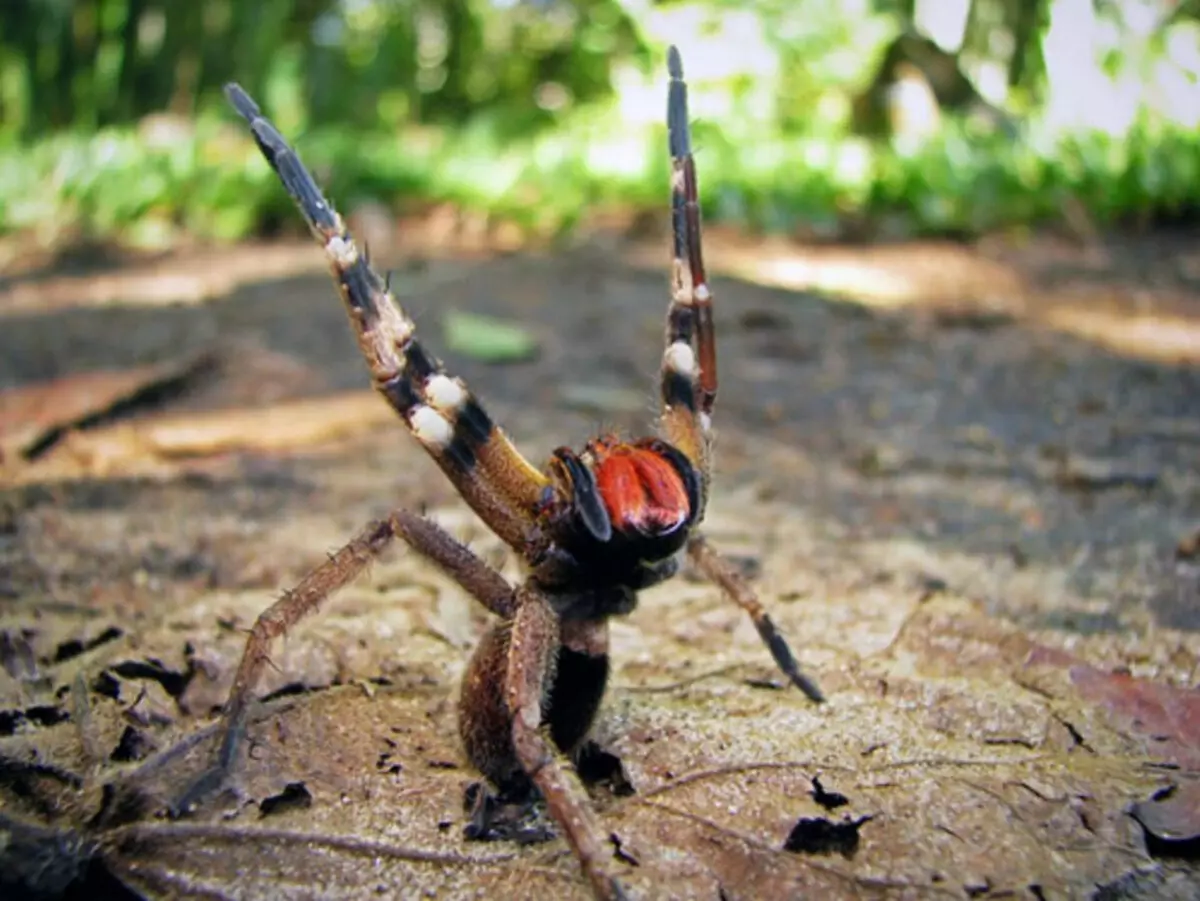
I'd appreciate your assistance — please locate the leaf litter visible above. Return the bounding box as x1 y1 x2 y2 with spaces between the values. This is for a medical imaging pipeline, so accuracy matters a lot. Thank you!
0 238 1197 898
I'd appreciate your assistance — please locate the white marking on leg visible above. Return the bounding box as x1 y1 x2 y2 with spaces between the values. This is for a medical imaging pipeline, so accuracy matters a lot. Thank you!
409 405 454 448
672 262 694 305
700 412 713 432
664 341 697 377
325 234 359 268
425 374 467 413
377 303 415 345
694 283 711 302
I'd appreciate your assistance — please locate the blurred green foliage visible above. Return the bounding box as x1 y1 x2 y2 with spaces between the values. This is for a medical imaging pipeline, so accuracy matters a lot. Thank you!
0 0 1196 249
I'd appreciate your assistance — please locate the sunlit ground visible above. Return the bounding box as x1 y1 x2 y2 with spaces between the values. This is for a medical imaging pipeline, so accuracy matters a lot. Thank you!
3 222 1197 367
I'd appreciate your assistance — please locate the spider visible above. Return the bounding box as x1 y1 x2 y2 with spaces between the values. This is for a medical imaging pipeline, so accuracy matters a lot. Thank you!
182 46 823 900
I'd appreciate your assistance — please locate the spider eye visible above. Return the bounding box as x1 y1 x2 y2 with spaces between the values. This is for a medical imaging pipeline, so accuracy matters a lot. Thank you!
594 445 692 538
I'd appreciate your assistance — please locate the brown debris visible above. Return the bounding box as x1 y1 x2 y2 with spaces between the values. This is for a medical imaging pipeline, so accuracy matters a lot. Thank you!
0 353 213 466
4 389 395 485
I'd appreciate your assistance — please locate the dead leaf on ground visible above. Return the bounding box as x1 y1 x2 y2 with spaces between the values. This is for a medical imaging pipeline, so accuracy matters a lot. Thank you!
4 389 397 485
0 353 213 465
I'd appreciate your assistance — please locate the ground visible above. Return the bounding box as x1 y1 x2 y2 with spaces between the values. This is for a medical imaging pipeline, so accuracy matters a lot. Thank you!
0 225 1198 900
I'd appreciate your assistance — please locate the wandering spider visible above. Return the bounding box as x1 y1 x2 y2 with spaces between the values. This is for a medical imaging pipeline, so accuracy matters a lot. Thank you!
181 47 823 900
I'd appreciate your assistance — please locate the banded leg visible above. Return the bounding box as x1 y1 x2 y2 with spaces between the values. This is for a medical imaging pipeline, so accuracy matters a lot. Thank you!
225 85 548 552
174 509 517 812
505 587 627 901
659 46 717 491
687 534 824 703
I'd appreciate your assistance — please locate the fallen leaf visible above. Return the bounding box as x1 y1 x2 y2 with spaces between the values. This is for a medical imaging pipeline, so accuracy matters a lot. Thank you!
0 353 213 462
6 390 396 485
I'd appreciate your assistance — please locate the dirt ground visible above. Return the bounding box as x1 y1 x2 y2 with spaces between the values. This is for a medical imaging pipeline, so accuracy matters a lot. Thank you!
0 226 1198 900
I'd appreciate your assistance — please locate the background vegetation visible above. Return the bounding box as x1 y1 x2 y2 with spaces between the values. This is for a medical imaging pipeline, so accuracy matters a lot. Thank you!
0 0 1197 250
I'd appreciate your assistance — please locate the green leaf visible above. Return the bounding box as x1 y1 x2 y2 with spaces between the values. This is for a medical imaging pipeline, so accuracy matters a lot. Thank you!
442 310 539 364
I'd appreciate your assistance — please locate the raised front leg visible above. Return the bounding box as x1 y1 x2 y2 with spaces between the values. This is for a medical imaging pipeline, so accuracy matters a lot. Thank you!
225 84 550 552
658 47 716 492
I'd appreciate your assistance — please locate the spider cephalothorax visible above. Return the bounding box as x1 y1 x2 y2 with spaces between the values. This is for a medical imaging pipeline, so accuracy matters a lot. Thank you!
180 47 822 901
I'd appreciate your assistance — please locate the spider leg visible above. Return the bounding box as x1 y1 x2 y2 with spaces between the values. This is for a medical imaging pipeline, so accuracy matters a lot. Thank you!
174 509 517 813
225 85 548 552
505 586 627 900
659 46 716 490
687 534 824 703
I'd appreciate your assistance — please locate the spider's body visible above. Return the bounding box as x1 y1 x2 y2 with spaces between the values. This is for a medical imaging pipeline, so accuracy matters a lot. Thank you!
465 434 702 800
190 48 822 900
539 438 699 583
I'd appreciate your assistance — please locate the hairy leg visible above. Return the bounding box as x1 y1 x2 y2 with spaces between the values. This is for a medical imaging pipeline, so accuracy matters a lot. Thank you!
505 587 626 900
174 509 516 812
658 46 716 490
225 84 548 551
687 534 824 703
